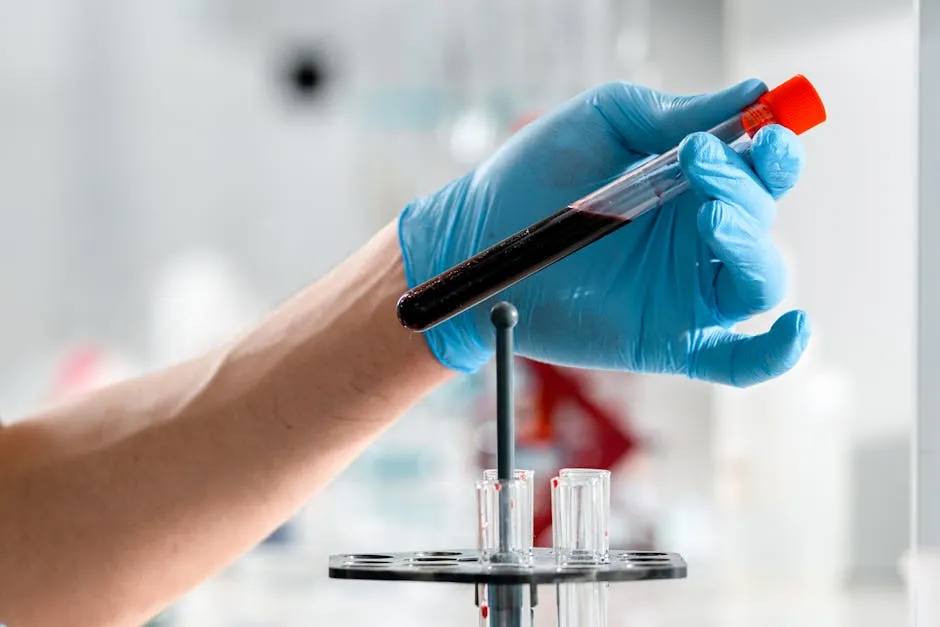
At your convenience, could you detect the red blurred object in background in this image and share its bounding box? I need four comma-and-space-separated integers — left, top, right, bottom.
526, 360, 639, 546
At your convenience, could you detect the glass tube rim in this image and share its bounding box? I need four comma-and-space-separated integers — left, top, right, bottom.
483, 468, 535, 481
559, 468, 610, 479
476, 477, 528, 490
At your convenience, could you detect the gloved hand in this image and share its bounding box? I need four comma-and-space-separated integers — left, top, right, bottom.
398, 79, 810, 387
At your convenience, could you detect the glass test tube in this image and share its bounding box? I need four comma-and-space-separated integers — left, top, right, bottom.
483, 469, 535, 554
556, 581, 608, 627
477, 474, 536, 627
555, 469, 610, 563
552, 469, 611, 627
476, 477, 533, 562
396, 75, 826, 332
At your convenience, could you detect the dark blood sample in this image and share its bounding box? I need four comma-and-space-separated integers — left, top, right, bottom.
397, 208, 629, 332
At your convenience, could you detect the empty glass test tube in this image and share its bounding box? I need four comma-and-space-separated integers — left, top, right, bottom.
553, 469, 611, 564
397, 75, 827, 332
552, 469, 612, 627
556, 580, 608, 627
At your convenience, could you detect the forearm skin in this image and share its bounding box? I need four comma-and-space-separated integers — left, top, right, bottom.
0, 222, 452, 626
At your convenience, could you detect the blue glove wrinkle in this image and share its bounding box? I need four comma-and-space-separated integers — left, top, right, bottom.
400, 177, 492, 373
689, 310, 810, 388
590, 82, 663, 154
750, 125, 804, 200
589, 79, 766, 156
680, 132, 777, 228
682, 132, 787, 323
766, 310, 811, 371
729, 310, 810, 387
695, 200, 727, 317
722, 229, 785, 320
644, 80, 767, 153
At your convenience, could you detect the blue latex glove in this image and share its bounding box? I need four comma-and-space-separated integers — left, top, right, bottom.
398, 79, 810, 387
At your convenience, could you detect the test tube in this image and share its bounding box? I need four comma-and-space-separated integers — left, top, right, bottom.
396, 75, 827, 332
483, 469, 535, 554
477, 476, 535, 627
552, 469, 611, 627
555, 469, 610, 563
556, 581, 608, 627
476, 477, 533, 562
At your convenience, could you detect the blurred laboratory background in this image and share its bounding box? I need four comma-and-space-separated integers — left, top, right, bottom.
0, 0, 914, 625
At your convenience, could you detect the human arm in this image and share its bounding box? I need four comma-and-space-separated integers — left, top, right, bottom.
0, 77, 813, 626
0, 222, 452, 626
400, 79, 812, 382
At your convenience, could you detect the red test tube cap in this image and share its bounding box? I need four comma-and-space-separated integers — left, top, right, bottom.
758, 74, 827, 135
